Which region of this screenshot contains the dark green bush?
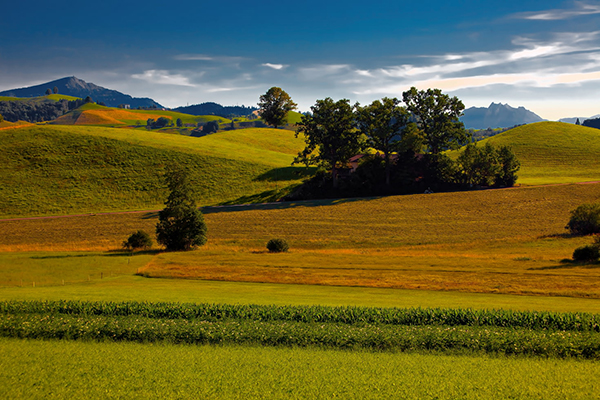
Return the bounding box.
[572,245,600,262]
[267,238,289,253]
[566,203,600,235]
[123,230,153,251]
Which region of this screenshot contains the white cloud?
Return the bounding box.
[262,63,288,70]
[513,1,600,20]
[131,70,196,87]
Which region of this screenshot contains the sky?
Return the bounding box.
[1,0,599,120]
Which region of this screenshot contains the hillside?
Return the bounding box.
[483,121,600,184]
[0,77,162,109]
[53,103,229,126]
[173,102,257,117]
[0,125,308,217]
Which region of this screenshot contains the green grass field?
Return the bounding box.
[484,121,600,184]
[0,125,308,217]
[2,338,598,400]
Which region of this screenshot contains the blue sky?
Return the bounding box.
[1,0,599,119]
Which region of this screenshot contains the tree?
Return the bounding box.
[566,203,600,236]
[576,118,581,125]
[45,88,52,95]
[176,118,183,127]
[457,142,499,186]
[495,146,520,187]
[123,230,153,252]
[258,87,297,128]
[203,120,219,133]
[156,167,207,251]
[402,87,470,155]
[53,86,59,94]
[356,97,412,188]
[0,113,3,123]
[294,98,364,188]
[84,96,93,103]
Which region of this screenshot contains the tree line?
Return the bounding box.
[258,87,520,200]
[0,97,94,123]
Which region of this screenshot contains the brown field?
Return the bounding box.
[2,183,600,297]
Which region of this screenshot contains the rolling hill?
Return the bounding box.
[53,103,229,126]
[482,121,600,185]
[0,125,309,217]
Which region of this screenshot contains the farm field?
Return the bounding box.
[2,338,598,400]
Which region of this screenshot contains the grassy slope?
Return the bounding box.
[484,121,600,184]
[0,125,307,217]
[0,94,80,103]
[54,103,231,126]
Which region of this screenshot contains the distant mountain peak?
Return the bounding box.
[461,103,544,129]
[0,77,162,109]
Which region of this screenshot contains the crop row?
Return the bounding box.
[1,300,599,332]
[1,313,599,358]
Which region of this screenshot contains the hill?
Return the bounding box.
[461,103,544,129]
[0,125,308,217]
[173,102,258,117]
[558,114,600,124]
[482,121,600,185]
[53,103,229,126]
[0,77,162,109]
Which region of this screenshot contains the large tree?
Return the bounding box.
[402,87,470,155]
[258,87,297,128]
[356,97,412,187]
[156,167,207,251]
[294,98,364,188]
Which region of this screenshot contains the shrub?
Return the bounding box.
[566,203,600,235]
[572,245,600,262]
[267,238,289,253]
[123,230,153,251]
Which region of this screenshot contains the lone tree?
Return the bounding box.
[156,167,207,251]
[53,86,59,94]
[294,98,364,188]
[45,88,52,96]
[258,87,297,128]
[356,97,412,188]
[123,230,153,252]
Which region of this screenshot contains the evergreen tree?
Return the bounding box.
[156,167,207,251]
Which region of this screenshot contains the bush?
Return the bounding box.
[123,230,153,251]
[267,238,289,253]
[572,245,600,262]
[566,203,600,235]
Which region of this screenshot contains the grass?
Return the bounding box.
[2,338,599,400]
[484,121,600,184]
[0,125,307,216]
[0,94,79,103]
[53,103,231,126]
[2,183,600,298]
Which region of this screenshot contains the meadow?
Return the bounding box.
[2,119,600,398]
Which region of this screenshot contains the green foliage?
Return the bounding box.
[258,87,297,128]
[495,145,520,186]
[52,86,58,94]
[2,300,600,358]
[267,238,289,253]
[122,230,153,251]
[295,98,364,188]
[572,244,600,262]
[457,142,519,187]
[402,87,470,155]
[566,203,600,235]
[176,118,182,127]
[356,97,414,187]
[45,88,52,96]
[203,120,219,133]
[156,167,207,251]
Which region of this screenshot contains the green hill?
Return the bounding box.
[480,121,600,185]
[0,125,308,217]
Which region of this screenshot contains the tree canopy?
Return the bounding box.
[402,87,470,155]
[156,167,207,251]
[258,87,297,128]
[294,98,364,188]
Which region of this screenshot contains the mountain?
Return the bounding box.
[173,102,258,117]
[461,103,544,129]
[0,76,162,109]
[558,115,600,124]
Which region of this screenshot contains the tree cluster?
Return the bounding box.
[146,117,171,129]
[0,98,92,123]
[288,87,520,200]
[582,118,600,130]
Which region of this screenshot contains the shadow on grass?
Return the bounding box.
[528,259,600,270]
[253,166,317,182]
[204,196,378,214]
